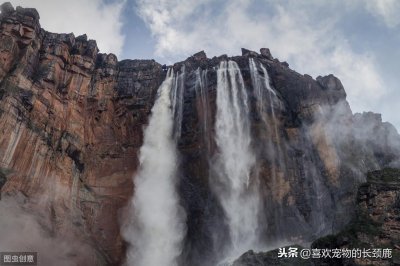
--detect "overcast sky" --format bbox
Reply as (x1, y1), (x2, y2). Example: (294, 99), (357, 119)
(6, 0), (400, 129)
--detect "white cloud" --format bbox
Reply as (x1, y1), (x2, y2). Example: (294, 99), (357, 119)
(136, 0), (213, 57)
(363, 0), (400, 28)
(8, 0), (126, 57)
(136, 0), (387, 114)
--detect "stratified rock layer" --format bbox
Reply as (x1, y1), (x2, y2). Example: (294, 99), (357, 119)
(1, 3), (400, 266)
(0, 3), (163, 265)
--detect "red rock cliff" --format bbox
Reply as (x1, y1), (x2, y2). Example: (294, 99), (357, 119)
(1, 3), (400, 266)
(0, 3), (164, 265)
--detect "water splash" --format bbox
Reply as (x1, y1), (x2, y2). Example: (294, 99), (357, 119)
(213, 60), (260, 262)
(123, 69), (186, 266)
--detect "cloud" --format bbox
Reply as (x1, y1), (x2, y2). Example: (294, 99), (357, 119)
(8, 0), (126, 57)
(362, 0), (400, 28)
(136, 0), (386, 115)
(135, 0), (213, 57)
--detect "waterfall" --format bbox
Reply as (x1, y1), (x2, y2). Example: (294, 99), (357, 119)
(260, 63), (281, 147)
(249, 58), (281, 163)
(195, 68), (211, 152)
(249, 58), (265, 115)
(249, 58), (286, 240)
(249, 58), (287, 171)
(171, 66), (185, 141)
(213, 60), (260, 263)
(249, 58), (279, 142)
(124, 69), (186, 266)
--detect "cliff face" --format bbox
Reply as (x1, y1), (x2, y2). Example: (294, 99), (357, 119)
(232, 168), (400, 266)
(170, 52), (400, 265)
(0, 3), (400, 266)
(309, 168), (400, 266)
(0, 3), (164, 265)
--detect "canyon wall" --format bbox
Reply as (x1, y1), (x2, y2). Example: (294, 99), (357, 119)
(0, 3), (399, 265)
(0, 3), (164, 265)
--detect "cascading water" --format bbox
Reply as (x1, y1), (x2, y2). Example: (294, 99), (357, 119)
(249, 58), (284, 173)
(249, 58), (280, 147)
(195, 68), (211, 152)
(213, 60), (261, 263)
(249, 58), (286, 240)
(123, 69), (186, 266)
(171, 66), (185, 141)
(260, 63), (281, 147)
(249, 58), (330, 242)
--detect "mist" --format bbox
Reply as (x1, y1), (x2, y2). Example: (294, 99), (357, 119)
(122, 69), (186, 266)
(0, 187), (96, 266)
(211, 61), (261, 264)
(308, 98), (400, 175)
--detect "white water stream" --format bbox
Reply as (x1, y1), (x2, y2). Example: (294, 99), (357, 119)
(214, 60), (260, 263)
(124, 69), (186, 266)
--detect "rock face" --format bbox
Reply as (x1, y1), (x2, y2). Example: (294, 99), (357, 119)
(310, 168), (400, 266)
(1, 3), (400, 266)
(0, 3), (164, 265)
(233, 168), (400, 266)
(172, 52), (400, 265)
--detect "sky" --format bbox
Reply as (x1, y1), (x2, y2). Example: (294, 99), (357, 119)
(5, 0), (400, 129)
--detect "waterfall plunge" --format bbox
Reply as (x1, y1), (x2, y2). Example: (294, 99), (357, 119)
(195, 68), (211, 152)
(249, 58), (287, 241)
(214, 61), (261, 263)
(124, 69), (186, 266)
(249, 58), (282, 169)
(249, 58), (279, 139)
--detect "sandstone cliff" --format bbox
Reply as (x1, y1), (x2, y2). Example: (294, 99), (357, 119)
(0, 3), (399, 266)
(0, 3), (164, 265)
